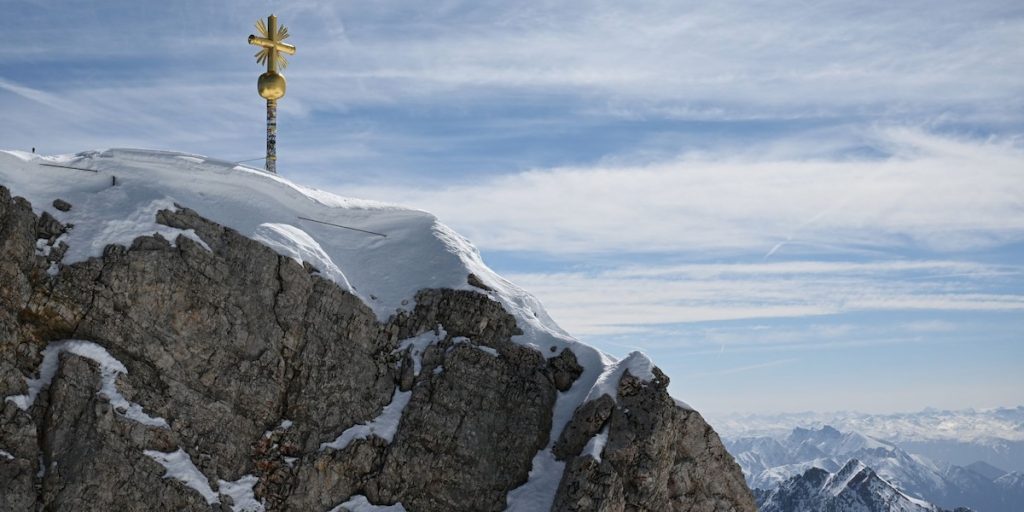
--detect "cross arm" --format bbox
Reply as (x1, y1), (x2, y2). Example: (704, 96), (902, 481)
(248, 35), (296, 55)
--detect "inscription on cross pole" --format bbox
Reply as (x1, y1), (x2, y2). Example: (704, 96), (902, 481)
(248, 14), (296, 174)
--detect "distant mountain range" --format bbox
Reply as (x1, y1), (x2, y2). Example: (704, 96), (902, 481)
(756, 459), (966, 512)
(715, 407), (1024, 473)
(725, 424), (1024, 512)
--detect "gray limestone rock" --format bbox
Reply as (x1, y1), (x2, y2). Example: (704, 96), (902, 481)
(39, 355), (205, 511)
(35, 211), (66, 241)
(289, 437), (389, 510)
(52, 199), (72, 212)
(466, 272), (492, 291)
(0, 400), (37, 511)
(369, 340), (555, 512)
(553, 393), (616, 461)
(548, 347), (584, 392)
(552, 370), (755, 512)
(552, 455), (626, 512)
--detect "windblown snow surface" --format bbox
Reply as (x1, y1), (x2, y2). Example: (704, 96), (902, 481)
(0, 148), (671, 511)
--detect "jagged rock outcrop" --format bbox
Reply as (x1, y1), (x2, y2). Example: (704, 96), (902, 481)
(552, 371), (753, 512)
(0, 184), (755, 512)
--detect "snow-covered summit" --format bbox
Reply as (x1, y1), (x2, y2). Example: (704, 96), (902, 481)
(1, 149), (544, 328)
(0, 147), (655, 386)
(0, 148), (612, 357)
(1, 147), (690, 511)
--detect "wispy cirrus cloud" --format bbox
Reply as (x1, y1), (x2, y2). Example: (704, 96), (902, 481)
(688, 358), (800, 378)
(505, 259), (1024, 336)
(4, 0), (1023, 163)
(345, 128), (1024, 256)
(290, 0), (1024, 119)
(0, 78), (80, 113)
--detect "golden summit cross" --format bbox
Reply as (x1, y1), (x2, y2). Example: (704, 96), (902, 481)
(248, 14), (296, 174)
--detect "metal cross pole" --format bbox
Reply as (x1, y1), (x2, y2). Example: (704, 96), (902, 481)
(248, 14), (296, 174)
(266, 99), (277, 173)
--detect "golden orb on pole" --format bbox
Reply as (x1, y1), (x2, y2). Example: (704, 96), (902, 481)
(258, 71), (286, 100)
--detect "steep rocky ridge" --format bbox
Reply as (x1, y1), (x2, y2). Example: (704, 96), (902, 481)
(1, 157), (754, 512)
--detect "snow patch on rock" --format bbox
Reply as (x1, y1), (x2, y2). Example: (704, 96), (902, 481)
(320, 387), (412, 451)
(4, 340), (168, 428)
(585, 350), (656, 403)
(505, 449), (565, 511)
(146, 449), (265, 510)
(217, 474), (264, 512)
(328, 494), (407, 511)
(144, 448), (220, 505)
(674, 398), (694, 410)
(394, 327), (446, 377)
(451, 336), (499, 357)
(582, 425), (610, 463)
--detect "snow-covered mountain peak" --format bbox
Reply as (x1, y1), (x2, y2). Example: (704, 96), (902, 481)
(0, 147), (760, 511)
(827, 458), (870, 494)
(0, 148), (606, 366)
(995, 471), (1024, 488)
(759, 459), (947, 512)
(727, 422), (1024, 511)
(2, 149), (481, 320)
(964, 460), (1008, 481)
(782, 425), (895, 460)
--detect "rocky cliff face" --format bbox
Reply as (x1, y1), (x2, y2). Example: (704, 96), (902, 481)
(0, 183), (755, 512)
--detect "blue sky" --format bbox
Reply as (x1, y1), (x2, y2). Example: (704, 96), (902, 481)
(3, 0), (1022, 417)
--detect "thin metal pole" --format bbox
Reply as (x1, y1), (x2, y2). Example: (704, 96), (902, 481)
(266, 99), (277, 173)
(297, 216), (387, 237)
(38, 163), (98, 173)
